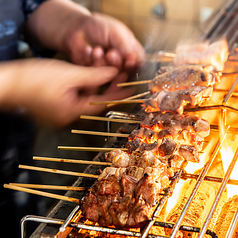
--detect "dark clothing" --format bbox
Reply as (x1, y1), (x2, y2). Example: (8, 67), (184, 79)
(0, 0), (46, 60)
(0, 0), (48, 237)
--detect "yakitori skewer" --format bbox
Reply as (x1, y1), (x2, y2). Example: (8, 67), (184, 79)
(71, 129), (129, 138)
(4, 184), (80, 203)
(107, 91), (150, 107)
(90, 99), (145, 106)
(80, 115), (141, 124)
(9, 183), (85, 191)
(117, 80), (151, 87)
(33, 156), (112, 166)
(27, 158), (238, 186)
(57, 146), (128, 152)
(19, 164), (98, 178)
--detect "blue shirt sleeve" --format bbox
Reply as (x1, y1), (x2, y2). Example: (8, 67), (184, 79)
(22, 0), (56, 57)
(23, 0), (48, 17)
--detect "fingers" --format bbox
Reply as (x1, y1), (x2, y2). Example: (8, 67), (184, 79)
(105, 49), (123, 69)
(75, 66), (119, 87)
(77, 87), (135, 115)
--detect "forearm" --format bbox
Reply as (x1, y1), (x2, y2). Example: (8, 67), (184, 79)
(25, 0), (91, 53)
(0, 61), (20, 110)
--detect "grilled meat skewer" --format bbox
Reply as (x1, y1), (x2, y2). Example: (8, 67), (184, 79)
(141, 112), (210, 138)
(143, 85), (213, 114)
(148, 64), (219, 93)
(128, 127), (204, 151)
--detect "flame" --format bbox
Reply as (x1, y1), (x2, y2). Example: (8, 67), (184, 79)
(218, 109), (238, 199)
(220, 141), (238, 199)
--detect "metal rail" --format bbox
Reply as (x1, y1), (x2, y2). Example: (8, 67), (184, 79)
(198, 147), (238, 237)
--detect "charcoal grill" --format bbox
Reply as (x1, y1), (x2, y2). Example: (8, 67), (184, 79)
(26, 1), (238, 237)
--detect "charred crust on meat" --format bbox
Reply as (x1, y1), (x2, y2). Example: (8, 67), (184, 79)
(96, 169), (103, 175)
(201, 72), (206, 81)
(190, 69), (194, 74)
(144, 173), (149, 178)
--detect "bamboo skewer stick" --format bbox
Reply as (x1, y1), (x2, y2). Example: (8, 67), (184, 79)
(17, 161), (238, 186)
(58, 146), (128, 152)
(90, 99), (145, 106)
(71, 129), (129, 138)
(4, 184), (80, 203)
(107, 91), (151, 107)
(19, 164), (99, 178)
(117, 79), (152, 87)
(33, 156), (112, 166)
(9, 183), (85, 191)
(80, 115), (141, 124)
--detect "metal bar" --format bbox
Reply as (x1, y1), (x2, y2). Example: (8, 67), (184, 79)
(140, 170), (183, 238)
(225, 207), (238, 238)
(182, 172), (238, 185)
(59, 205), (80, 232)
(209, 1), (238, 42)
(198, 146), (238, 238)
(184, 104), (238, 114)
(154, 222), (217, 238)
(200, 0), (235, 40)
(223, 76), (238, 104)
(222, 12), (238, 42)
(210, 124), (238, 133)
(228, 29), (238, 48)
(70, 222), (169, 237)
(169, 130), (228, 238)
(21, 215), (64, 238)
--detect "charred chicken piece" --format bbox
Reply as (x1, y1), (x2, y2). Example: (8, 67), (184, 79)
(141, 112), (210, 137)
(148, 64), (218, 93)
(127, 126), (204, 151)
(178, 144), (199, 163)
(143, 86), (213, 114)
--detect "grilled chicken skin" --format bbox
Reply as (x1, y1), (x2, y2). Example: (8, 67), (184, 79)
(148, 64), (218, 93)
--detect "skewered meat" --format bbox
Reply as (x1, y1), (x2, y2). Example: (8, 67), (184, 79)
(82, 165), (173, 228)
(178, 144), (199, 162)
(104, 149), (130, 168)
(125, 139), (199, 162)
(82, 110), (208, 228)
(105, 149), (185, 175)
(128, 126), (204, 151)
(148, 64), (218, 93)
(143, 85), (213, 114)
(174, 39), (229, 71)
(81, 64), (213, 229)
(141, 112), (210, 137)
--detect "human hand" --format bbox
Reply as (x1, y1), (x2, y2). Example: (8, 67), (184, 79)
(66, 12), (145, 71)
(26, 0), (145, 74)
(0, 59), (133, 127)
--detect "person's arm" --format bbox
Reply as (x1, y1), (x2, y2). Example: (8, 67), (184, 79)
(0, 59), (133, 127)
(25, 0), (145, 69)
